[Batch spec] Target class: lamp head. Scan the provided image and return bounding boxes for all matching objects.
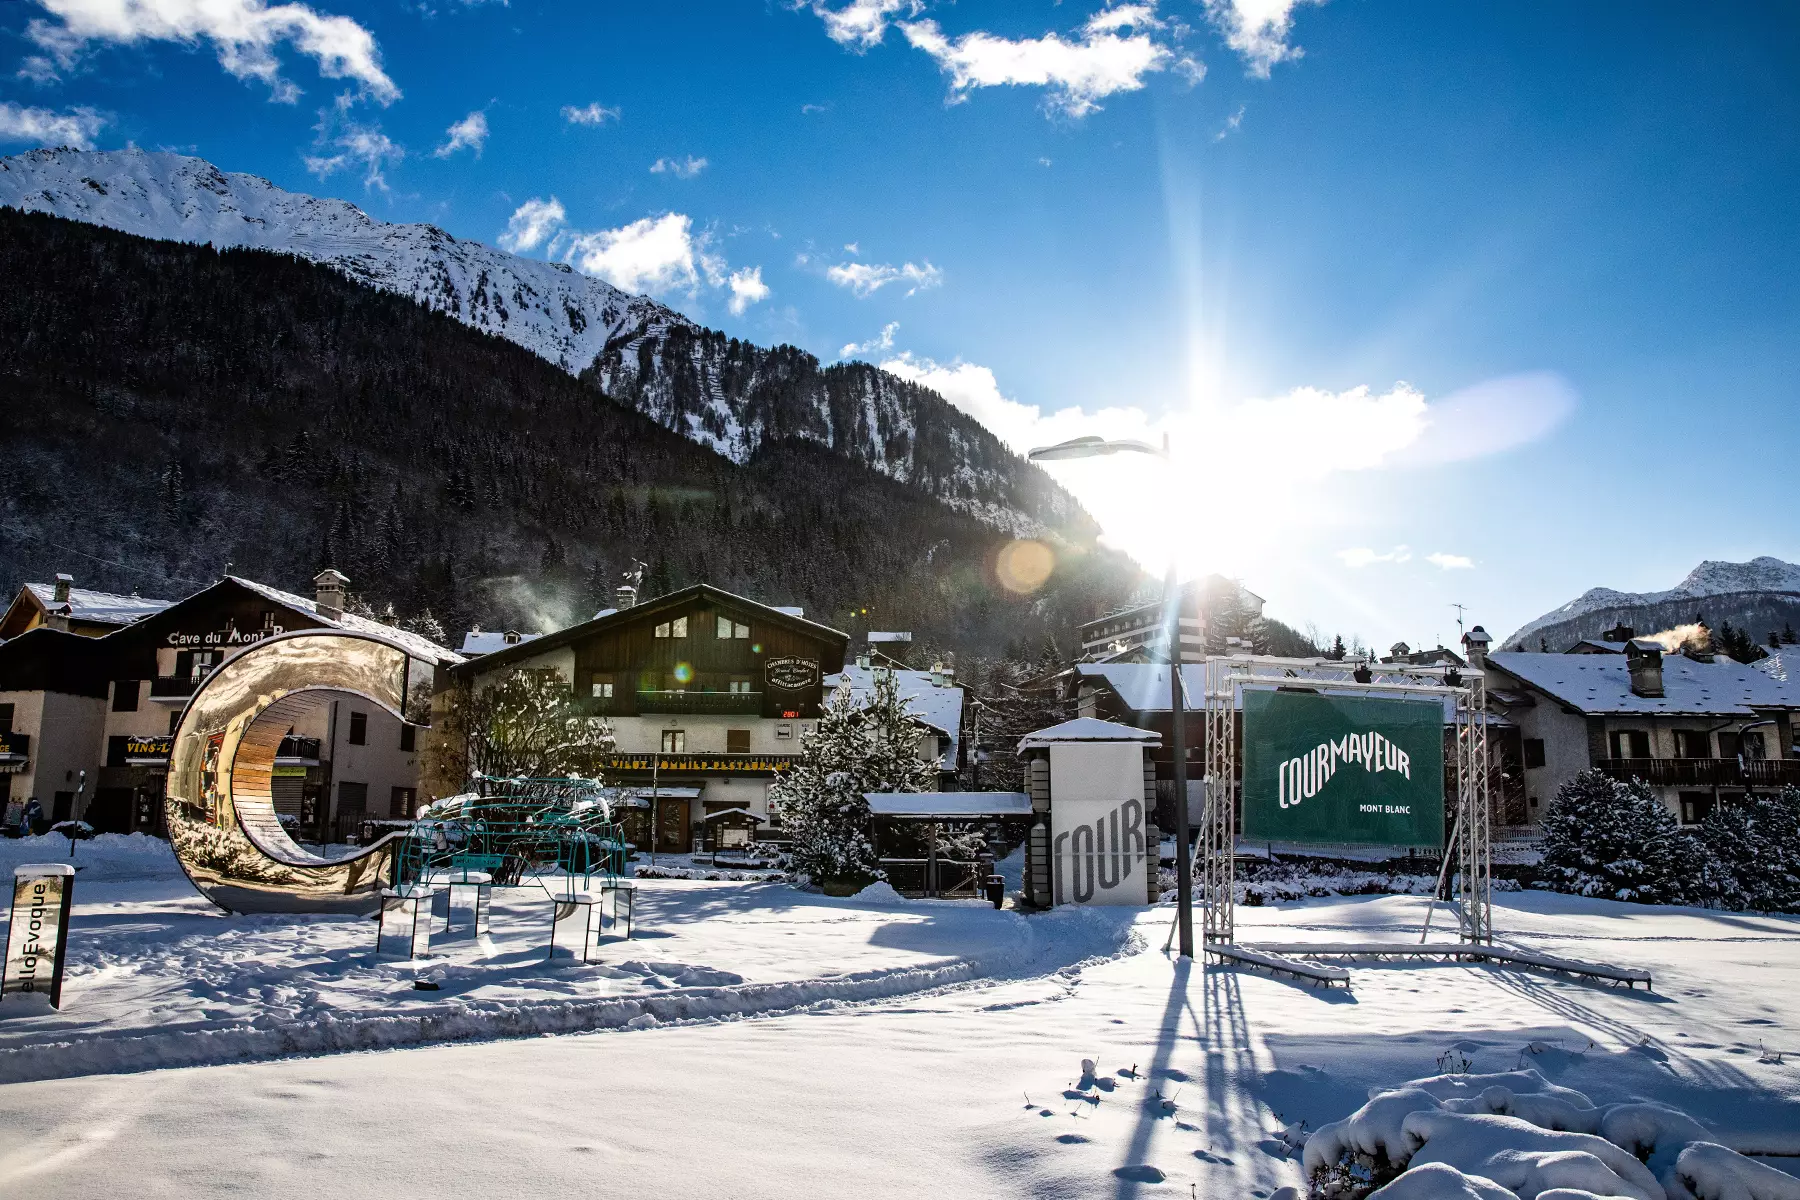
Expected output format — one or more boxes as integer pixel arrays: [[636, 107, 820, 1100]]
[[1027, 435, 1167, 462]]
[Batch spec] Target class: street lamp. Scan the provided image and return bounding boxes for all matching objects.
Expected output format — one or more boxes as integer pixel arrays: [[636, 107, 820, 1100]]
[[1027, 433, 1197, 959]]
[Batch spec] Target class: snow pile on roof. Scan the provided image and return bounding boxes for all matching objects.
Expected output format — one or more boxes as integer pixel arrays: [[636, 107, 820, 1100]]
[[1074, 663, 1204, 712], [229, 576, 462, 665], [459, 630, 542, 657], [827, 663, 963, 766], [1489, 650, 1799, 715], [24, 581, 172, 626], [1754, 649, 1800, 683], [1306, 1067, 1796, 1199]]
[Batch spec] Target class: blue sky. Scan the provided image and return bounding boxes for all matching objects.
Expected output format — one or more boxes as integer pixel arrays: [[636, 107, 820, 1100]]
[[3, 1, 1798, 650]]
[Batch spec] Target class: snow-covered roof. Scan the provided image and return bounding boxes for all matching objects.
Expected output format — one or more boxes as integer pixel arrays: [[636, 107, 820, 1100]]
[[23, 582, 173, 627], [701, 805, 765, 824], [863, 791, 1033, 818], [1074, 663, 1203, 711], [1018, 717, 1160, 751], [459, 630, 542, 657], [227, 577, 462, 666], [1754, 650, 1800, 683], [1487, 650, 1800, 716], [826, 664, 964, 767]]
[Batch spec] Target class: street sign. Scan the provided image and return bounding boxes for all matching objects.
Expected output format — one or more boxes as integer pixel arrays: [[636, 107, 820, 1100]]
[[1241, 689, 1445, 847]]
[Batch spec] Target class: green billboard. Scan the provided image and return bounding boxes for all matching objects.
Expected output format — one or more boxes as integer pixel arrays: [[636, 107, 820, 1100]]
[[1241, 689, 1445, 847]]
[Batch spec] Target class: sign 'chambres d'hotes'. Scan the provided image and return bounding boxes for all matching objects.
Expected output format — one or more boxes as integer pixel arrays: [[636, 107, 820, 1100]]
[[1241, 689, 1445, 848]]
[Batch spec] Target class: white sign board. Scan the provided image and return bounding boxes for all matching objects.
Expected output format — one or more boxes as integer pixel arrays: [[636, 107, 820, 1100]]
[[4, 864, 74, 1009], [1049, 742, 1149, 907]]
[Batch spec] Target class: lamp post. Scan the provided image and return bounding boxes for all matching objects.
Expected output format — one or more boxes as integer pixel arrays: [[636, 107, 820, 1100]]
[[1027, 433, 1195, 958]]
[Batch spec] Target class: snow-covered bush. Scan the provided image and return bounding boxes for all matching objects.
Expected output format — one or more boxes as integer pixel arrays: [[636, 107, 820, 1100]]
[[769, 673, 935, 889], [431, 668, 617, 784], [1538, 770, 1689, 904], [1695, 787, 1800, 914], [1305, 1068, 1799, 1199]]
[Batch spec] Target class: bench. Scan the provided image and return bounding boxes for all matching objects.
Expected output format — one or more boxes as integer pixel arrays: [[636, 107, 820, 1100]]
[[1208, 943, 1350, 988], [428, 870, 493, 938], [377, 883, 436, 960], [1243, 942, 1653, 990], [548, 892, 601, 963]]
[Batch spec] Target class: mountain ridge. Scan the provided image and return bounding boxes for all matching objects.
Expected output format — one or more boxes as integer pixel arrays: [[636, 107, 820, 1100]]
[[1503, 557, 1800, 648], [0, 147, 1080, 539]]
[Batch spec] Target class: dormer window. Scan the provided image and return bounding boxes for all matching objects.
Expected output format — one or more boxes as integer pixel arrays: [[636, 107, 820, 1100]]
[[654, 616, 689, 639], [716, 616, 750, 638]]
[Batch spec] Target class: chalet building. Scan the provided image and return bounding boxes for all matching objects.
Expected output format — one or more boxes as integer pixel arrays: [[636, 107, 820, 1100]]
[[1482, 639, 1800, 827], [435, 584, 962, 853], [0, 570, 458, 837], [0, 574, 173, 640], [825, 659, 966, 788], [1077, 577, 1266, 665]]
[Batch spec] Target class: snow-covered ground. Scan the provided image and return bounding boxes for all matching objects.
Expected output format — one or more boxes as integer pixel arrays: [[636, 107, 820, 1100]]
[[0, 835, 1797, 1197]]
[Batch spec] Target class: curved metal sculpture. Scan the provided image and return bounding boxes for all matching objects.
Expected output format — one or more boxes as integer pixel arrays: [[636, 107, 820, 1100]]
[[165, 629, 419, 914]]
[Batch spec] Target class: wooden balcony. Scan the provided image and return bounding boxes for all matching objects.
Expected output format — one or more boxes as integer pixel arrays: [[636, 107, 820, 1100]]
[[635, 690, 763, 716], [1595, 757, 1800, 788], [150, 675, 200, 698]]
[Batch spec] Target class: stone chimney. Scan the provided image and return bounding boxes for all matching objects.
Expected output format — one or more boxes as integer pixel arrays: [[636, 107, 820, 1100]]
[[52, 573, 73, 603], [1626, 639, 1664, 698], [313, 568, 350, 621], [1461, 624, 1491, 667], [615, 582, 638, 610]]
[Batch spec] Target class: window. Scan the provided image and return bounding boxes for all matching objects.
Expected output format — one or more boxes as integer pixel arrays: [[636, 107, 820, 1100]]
[[112, 680, 140, 713], [1674, 730, 1711, 759], [661, 729, 687, 753], [1719, 731, 1766, 760], [1679, 791, 1714, 825], [591, 679, 615, 699], [1609, 729, 1650, 759], [189, 650, 217, 681], [168, 709, 182, 735], [727, 728, 751, 754], [337, 781, 368, 818], [399, 724, 416, 752], [1522, 738, 1546, 769], [348, 711, 368, 746], [654, 616, 689, 639], [390, 786, 417, 819], [107, 735, 130, 768], [262, 610, 278, 630], [0, 702, 12, 732], [716, 616, 749, 639], [729, 678, 753, 694]]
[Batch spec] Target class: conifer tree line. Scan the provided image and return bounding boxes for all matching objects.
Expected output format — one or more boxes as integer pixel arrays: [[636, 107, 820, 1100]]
[[1538, 770, 1800, 912], [0, 209, 1137, 654]]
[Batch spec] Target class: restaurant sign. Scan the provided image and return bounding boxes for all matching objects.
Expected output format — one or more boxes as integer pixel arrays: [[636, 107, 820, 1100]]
[[603, 752, 801, 776], [125, 734, 174, 765], [765, 657, 820, 691], [165, 623, 285, 649]]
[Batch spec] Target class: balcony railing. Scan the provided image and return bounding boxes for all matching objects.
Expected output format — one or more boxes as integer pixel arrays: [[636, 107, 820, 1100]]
[[1596, 757, 1800, 788], [635, 690, 763, 716], [150, 675, 200, 698], [276, 736, 322, 764]]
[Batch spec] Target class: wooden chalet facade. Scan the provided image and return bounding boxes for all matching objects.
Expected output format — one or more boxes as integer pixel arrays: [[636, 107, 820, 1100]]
[[436, 584, 852, 853]]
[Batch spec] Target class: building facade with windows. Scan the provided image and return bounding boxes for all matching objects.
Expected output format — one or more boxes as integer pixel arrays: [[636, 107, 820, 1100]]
[[0, 575, 174, 641], [1483, 641, 1800, 827], [0, 571, 458, 837], [435, 585, 961, 853]]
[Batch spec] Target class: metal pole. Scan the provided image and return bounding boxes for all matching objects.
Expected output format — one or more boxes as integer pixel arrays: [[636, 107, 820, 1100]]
[[1168, 561, 1194, 959]]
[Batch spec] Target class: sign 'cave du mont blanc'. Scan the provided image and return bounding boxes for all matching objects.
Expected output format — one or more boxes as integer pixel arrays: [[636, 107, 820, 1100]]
[[1241, 689, 1446, 848]]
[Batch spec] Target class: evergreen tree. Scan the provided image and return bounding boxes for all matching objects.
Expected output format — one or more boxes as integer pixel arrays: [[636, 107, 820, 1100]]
[[1696, 788, 1800, 913], [1539, 770, 1689, 904], [1327, 634, 1347, 661], [769, 673, 935, 887], [432, 668, 616, 785]]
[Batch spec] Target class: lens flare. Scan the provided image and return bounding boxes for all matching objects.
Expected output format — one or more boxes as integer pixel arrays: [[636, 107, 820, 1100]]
[[673, 662, 694, 684], [995, 539, 1056, 594]]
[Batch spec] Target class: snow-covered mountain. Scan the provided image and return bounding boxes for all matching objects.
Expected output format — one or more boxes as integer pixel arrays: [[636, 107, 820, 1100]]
[[1504, 557, 1800, 648], [0, 147, 1080, 536]]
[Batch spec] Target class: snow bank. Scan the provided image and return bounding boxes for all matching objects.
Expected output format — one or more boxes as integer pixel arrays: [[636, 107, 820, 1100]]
[[1305, 1065, 1800, 1200], [0, 832, 177, 882]]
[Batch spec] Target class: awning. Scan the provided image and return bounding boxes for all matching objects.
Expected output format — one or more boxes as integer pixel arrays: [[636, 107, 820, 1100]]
[[702, 806, 765, 824], [863, 791, 1033, 819]]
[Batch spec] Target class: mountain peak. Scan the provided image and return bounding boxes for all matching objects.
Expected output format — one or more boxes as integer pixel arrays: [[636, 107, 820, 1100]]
[[1504, 556, 1800, 647]]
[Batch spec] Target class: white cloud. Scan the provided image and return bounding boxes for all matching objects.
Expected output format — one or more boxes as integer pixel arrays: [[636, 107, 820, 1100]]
[[1426, 553, 1475, 571], [0, 101, 105, 148], [433, 110, 487, 158], [841, 321, 899, 357], [497, 196, 566, 253], [27, 0, 399, 104], [1215, 104, 1244, 140], [900, 11, 1172, 117], [1337, 546, 1413, 569], [304, 122, 402, 191], [561, 102, 619, 126], [807, 0, 915, 50], [16, 56, 60, 84], [726, 266, 770, 315], [555, 212, 715, 295], [650, 154, 707, 179], [1203, 0, 1319, 77], [843, 241, 859, 254], [825, 259, 942, 297]]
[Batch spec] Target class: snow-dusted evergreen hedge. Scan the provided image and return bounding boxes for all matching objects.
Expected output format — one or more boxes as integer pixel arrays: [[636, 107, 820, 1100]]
[[1538, 770, 1800, 913]]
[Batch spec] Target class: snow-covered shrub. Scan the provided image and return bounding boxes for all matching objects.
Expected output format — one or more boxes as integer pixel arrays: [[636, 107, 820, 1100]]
[[1694, 787, 1800, 914], [1538, 770, 1689, 904], [768, 673, 935, 889]]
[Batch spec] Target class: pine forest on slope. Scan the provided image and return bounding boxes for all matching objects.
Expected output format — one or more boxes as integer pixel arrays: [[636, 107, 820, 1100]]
[[0, 209, 1134, 653], [1503, 557, 1800, 653], [0, 147, 1080, 537]]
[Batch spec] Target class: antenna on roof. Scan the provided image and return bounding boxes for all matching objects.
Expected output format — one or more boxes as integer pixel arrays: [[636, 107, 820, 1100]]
[[1450, 602, 1467, 641]]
